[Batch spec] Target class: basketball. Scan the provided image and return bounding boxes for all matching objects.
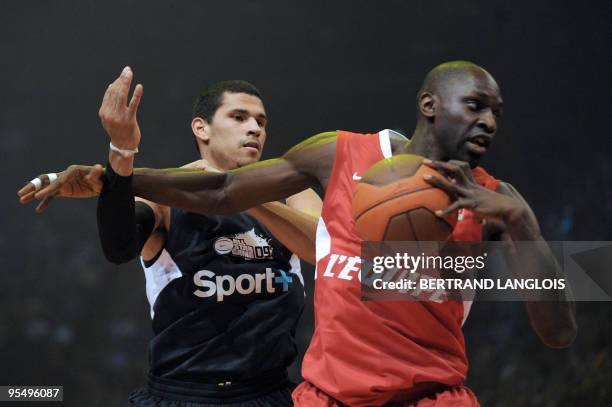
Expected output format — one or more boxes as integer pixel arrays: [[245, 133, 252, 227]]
[[352, 154, 457, 241]]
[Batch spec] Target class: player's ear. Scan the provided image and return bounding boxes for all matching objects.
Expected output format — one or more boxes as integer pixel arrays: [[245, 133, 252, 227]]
[[192, 117, 210, 143], [418, 92, 436, 118]]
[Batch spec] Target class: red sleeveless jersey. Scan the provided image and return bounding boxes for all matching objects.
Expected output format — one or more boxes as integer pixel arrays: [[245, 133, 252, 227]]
[[301, 130, 500, 406]]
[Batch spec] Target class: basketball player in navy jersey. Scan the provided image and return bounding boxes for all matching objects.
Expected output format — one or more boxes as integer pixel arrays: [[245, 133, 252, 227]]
[[19, 78, 321, 406]]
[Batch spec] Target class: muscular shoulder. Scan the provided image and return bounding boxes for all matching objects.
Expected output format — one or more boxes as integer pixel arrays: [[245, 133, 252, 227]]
[[284, 131, 337, 156], [281, 131, 338, 186]]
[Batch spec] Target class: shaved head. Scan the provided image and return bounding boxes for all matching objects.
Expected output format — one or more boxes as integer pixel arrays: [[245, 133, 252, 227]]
[[417, 60, 497, 103]]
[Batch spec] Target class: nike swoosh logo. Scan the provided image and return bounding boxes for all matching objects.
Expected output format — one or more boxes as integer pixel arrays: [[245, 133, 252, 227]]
[[352, 172, 362, 181]]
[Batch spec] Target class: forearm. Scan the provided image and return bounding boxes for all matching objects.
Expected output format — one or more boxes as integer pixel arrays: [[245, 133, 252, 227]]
[[132, 167, 228, 213], [132, 158, 311, 214], [247, 202, 318, 265], [504, 211, 577, 348], [505, 210, 569, 287], [97, 163, 155, 264]]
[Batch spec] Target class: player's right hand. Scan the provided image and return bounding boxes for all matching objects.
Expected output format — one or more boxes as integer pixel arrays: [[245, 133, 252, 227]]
[[99, 66, 143, 151], [17, 164, 105, 213]]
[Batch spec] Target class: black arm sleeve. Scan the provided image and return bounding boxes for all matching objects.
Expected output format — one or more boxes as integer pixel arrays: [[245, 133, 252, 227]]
[[97, 163, 156, 264]]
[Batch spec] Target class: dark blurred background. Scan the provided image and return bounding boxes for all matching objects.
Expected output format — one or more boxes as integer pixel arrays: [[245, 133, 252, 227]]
[[1, 1, 610, 406]]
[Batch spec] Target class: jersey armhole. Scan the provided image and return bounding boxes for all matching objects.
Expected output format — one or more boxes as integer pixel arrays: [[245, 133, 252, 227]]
[[142, 222, 169, 267], [143, 247, 164, 268], [378, 129, 393, 158]]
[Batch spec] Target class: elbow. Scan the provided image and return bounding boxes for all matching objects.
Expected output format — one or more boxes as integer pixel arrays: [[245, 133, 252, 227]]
[[303, 254, 316, 267], [104, 251, 134, 265], [101, 244, 137, 265], [539, 322, 578, 349], [527, 300, 578, 349]]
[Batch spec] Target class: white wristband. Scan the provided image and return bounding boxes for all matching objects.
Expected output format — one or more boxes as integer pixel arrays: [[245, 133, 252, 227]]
[[47, 173, 58, 182], [110, 142, 139, 157]]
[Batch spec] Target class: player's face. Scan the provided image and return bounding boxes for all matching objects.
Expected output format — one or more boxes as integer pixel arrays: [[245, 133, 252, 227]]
[[206, 92, 268, 170], [433, 72, 503, 167]]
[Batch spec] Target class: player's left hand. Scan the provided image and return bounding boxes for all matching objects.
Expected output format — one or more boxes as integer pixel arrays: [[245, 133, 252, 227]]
[[422, 159, 524, 221], [17, 164, 104, 213]]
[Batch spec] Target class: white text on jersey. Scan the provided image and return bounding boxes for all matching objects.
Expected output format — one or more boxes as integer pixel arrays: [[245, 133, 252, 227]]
[[193, 268, 293, 302]]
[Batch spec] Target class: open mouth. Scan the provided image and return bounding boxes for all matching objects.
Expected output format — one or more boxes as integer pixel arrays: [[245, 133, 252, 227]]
[[469, 135, 491, 148], [465, 135, 491, 155]]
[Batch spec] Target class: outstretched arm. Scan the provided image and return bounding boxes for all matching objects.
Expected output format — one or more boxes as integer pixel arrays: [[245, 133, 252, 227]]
[[20, 160, 322, 266], [131, 139, 331, 213]]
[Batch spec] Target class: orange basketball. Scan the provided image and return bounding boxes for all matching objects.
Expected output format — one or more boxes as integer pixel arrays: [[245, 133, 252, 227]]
[[352, 154, 457, 241]]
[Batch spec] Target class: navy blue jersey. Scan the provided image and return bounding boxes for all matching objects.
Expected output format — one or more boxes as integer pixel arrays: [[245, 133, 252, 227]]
[[140, 208, 305, 382]]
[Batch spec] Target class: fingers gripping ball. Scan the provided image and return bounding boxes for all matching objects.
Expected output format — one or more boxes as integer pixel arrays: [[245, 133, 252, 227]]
[[352, 154, 458, 241]]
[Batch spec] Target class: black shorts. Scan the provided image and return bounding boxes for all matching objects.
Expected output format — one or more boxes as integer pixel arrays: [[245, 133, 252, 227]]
[[128, 370, 295, 407]]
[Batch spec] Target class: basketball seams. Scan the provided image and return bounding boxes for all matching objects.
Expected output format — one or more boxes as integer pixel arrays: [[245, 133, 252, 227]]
[[354, 185, 439, 221], [408, 206, 453, 230]]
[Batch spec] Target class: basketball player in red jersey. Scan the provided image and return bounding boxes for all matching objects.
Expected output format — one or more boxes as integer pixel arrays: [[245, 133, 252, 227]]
[[29, 61, 577, 406]]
